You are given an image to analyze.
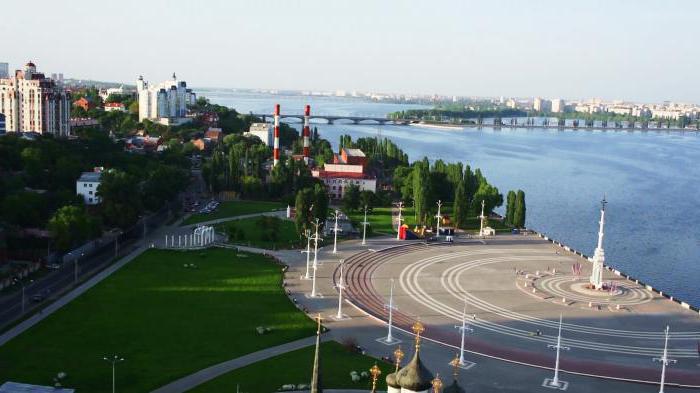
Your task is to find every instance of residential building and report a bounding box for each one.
[533,97,551,112]
[99,85,128,101]
[73,96,93,111]
[0,61,71,136]
[551,98,565,113]
[0,63,7,78]
[244,123,272,146]
[0,113,5,134]
[76,168,103,205]
[104,102,126,112]
[312,147,376,199]
[136,73,195,125]
[204,127,223,144]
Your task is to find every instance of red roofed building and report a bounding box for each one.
[312,148,376,199]
[73,97,93,111]
[204,127,223,144]
[104,102,126,112]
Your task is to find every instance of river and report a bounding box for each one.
[202,89,700,307]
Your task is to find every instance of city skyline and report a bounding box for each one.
[2,1,699,103]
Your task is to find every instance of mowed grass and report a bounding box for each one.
[218,217,301,250]
[183,200,286,225]
[190,341,391,393]
[0,248,315,392]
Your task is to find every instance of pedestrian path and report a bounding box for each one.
[150,335,329,393]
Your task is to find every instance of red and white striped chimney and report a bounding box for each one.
[273,104,280,166]
[303,105,311,164]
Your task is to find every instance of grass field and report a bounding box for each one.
[218,216,302,250]
[0,248,315,392]
[190,341,391,393]
[183,200,286,225]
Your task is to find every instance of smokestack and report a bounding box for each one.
[273,104,280,166]
[303,105,311,164]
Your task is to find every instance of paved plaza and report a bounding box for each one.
[285,234,700,392]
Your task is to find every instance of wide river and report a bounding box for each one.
[202,89,700,307]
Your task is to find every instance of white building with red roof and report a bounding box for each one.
[312,147,376,199]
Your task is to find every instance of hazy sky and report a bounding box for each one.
[2,0,698,102]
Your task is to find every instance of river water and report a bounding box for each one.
[202,89,700,307]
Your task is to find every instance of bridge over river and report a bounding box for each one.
[251,113,408,125]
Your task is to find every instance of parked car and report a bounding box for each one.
[31,289,50,302]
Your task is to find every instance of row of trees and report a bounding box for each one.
[294,184,330,235]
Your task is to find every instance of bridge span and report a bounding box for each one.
[251,113,408,125]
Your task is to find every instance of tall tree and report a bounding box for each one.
[453,179,469,228]
[514,190,526,228]
[48,205,100,251]
[342,184,361,212]
[505,190,517,226]
[412,161,430,224]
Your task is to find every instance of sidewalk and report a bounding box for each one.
[150,335,330,393]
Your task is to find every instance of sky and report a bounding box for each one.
[2,0,699,103]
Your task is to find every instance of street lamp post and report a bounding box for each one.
[380,278,398,344]
[335,259,346,319]
[302,229,312,279]
[435,200,442,237]
[310,219,321,298]
[454,297,473,366]
[479,200,486,237]
[103,355,125,393]
[395,202,404,240]
[331,209,340,254]
[546,314,570,388]
[653,326,677,393]
[361,205,370,246]
[74,252,84,286]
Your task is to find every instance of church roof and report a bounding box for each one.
[385,372,399,388]
[395,350,434,391]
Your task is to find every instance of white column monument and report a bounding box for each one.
[377,278,400,344]
[590,198,607,290]
[310,219,321,298]
[478,200,486,237]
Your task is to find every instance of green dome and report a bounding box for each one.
[396,351,434,391]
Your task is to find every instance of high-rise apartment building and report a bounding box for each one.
[0,62,70,136]
[136,73,196,125]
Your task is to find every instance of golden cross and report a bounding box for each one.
[449,355,460,378]
[393,346,405,373]
[369,363,381,393]
[431,373,443,393]
[412,320,425,350]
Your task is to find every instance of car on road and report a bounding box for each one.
[31,289,50,302]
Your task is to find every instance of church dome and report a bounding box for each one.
[25,61,36,67]
[386,372,400,388]
[396,350,434,391]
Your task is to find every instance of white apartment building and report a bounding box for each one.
[551,99,565,113]
[0,62,70,136]
[533,97,551,112]
[0,63,8,79]
[244,123,273,146]
[136,73,195,125]
[76,170,103,205]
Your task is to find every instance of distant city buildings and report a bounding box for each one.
[533,97,551,112]
[76,168,103,205]
[0,62,71,136]
[0,62,8,79]
[104,102,126,112]
[551,98,565,113]
[136,73,195,125]
[99,85,129,101]
[244,123,273,146]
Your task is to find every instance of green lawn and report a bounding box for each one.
[347,205,510,235]
[0,248,315,392]
[190,341,391,393]
[183,200,286,225]
[218,216,301,250]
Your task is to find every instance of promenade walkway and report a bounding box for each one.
[150,335,330,393]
